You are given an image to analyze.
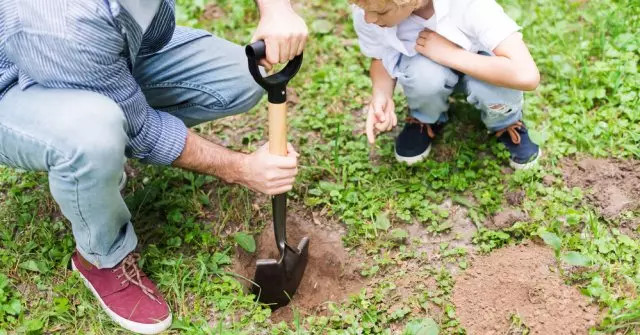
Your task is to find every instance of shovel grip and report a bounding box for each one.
[246,40,303,104]
[269,103,288,156]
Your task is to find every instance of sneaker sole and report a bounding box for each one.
[71,259,172,335]
[395,145,432,166]
[510,149,543,170]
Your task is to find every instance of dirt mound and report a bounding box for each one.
[488,208,529,230]
[453,242,600,335]
[562,157,640,218]
[232,210,366,323]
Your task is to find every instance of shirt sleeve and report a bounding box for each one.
[351,5,391,59]
[4,11,187,166]
[462,0,522,52]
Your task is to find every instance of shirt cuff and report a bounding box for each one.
[137,108,188,165]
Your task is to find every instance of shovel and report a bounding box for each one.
[245,40,310,310]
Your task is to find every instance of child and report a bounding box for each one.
[351,0,541,169]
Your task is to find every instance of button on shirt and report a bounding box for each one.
[352,0,521,78]
[0,0,209,165]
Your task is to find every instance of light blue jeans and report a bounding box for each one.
[0,32,263,268]
[396,53,523,131]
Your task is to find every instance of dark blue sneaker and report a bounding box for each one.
[395,117,444,165]
[495,121,541,170]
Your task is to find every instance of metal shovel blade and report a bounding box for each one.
[252,237,309,309]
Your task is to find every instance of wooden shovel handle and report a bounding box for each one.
[268,102,289,254]
[269,102,288,156]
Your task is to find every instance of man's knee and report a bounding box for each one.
[238,79,264,111]
[182,36,265,114]
[54,93,127,176]
[221,51,265,113]
[399,55,457,99]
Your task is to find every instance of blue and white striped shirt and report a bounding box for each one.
[0,0,208,165]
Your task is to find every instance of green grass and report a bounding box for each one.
[1,0,639,333]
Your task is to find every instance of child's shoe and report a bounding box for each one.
[395,117,445,165]
[495,121,541,170]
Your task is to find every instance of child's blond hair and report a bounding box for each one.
[351,0,420,10]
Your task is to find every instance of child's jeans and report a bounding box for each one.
[396,53,523,132]
[0,32,263,269]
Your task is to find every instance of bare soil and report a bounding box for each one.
[453,242,600,335]
[505,190,526,206]
[488,208,529,230]
[231,209,367,323]
[562,157,640,218]
[407,200,478,257]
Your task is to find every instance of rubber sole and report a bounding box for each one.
[395,145,432,166]
[510,149,543,170]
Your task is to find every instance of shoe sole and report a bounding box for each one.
[510,149,543,170]
[395,145,432,166]
[71,259,172,335]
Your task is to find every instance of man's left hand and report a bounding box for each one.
[416,29,461,65]
[252,0,308,69]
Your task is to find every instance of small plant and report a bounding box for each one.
[0,274,22,327]
[507,313,530,335]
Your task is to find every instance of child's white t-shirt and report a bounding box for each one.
[352,0,521,78]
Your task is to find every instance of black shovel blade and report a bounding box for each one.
[252,237,310,309]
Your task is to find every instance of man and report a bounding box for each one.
[0,0,307,333]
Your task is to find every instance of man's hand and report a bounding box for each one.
[252,0,308,69]
[239,142,299,195]
[415,29,462,65]
[365,93,397,144]
[173,131,299,196]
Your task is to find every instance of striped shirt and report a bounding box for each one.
[0,0,208,165]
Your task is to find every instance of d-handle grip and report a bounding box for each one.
[245,40,303,104]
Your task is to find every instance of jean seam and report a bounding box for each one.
[140,81,227,109]
[0,122,93,253]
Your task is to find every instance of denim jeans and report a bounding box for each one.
[396,53,523,131]
[0,31,264,268]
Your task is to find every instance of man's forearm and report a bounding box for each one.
[172,130,247,184]
[440,50,538,91]
[370,59,397,97]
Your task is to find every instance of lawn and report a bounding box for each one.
[1,0,639,334]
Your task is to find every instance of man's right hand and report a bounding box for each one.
[239,142,299,195]
[365,93,397,144]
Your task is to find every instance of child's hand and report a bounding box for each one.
[365,93,397,144]
[415,29,461,65]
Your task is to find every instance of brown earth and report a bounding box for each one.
[407,200,478,257]
[562,157,640,219]
[453,242,600,335]
[488,208,529,230]
[231,209,366,324]
[505,190,526,206]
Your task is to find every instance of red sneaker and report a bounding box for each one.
[71,251,172,334]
